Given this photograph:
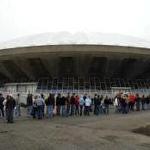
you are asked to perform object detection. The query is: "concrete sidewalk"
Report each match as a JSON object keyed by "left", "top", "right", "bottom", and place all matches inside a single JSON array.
[{"left": 0, "top": 110, "right": 150, "bottom": 150}]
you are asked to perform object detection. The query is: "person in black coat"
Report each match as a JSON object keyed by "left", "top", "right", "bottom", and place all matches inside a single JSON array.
[
  {"left": 104, "top": 96, "right": 110, "bottom": 114},
  {"left": 26, "top": 94, "right": 33, "bottom": 116},
  {"left": 60, "top": 94, "right": 66, "bottom": 117},
  {"left": 135, "top": 93, "right": 141, "bottom": 111},
  {"left": 56, "top": 93, "right": 61, "bottom": 116},
  {"left": 0, "top": 93, "right": 5, "bottom": 117},
  {"left": 5, "top": 94, "right": 16, "bottom": 123},
  {"left": 93, "top": 94, "right": 99, "bottom": 115}
]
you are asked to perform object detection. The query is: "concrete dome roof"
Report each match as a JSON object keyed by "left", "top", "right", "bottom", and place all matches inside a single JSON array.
[{"left": 0, "top": 32, "right": 150, "bottom": 50}]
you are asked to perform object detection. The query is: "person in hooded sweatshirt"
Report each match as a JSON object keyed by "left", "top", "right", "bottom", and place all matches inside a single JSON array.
[{"left": 5, "top": 94, "right": 16, "bottom": 123}]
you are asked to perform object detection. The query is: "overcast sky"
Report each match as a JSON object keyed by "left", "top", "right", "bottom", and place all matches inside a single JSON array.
[{"left": 0, "top": 0, "right": 150, "bottom": 42}]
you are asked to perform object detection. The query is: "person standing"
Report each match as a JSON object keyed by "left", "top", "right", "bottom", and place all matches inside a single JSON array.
[
  {"left": 120, "top": 94, "right": 128, "bottom": 114},
  {"left": 60, "top": 94, "right": 66, "bottom": 117},
  {"left": 35, "top": 95, "right": 45, "bottom": 119},
  {"left": 79, "top": 95, "right": 84, "bottom": 116},
  {"left": 56, "top": 93, "right": 61, "bottom": 116},
  {"left": 70, "top": 93, "right": 76, "bottom": 116},
  {"left": 66, "top": 93, "right": 71, "bottom": 117},
  {"left": 141, "top": 95, "right": 146, "bottom": 110},
  {"left": 93, "top": 94, "right": 99, "bottom": 115},
  {"left": 5, "top": 94, "right": 16, "bottom": 123},
  {"left": 75, "top": 95, "right": 80, "bottom": 116},
  {"left": 145, "top": 95, "right": 150, "bottom": 110},
  {"left": 84, "top": 96, "right": 92, "bottom": 116},
  {"left": 114, "top": 95, "right": 120, "bottom": 113},
  {"left": 0, "top": 93, "right": 5, "bottom": 117},
  {"left": 104, "top": 96, "right": 110, "bottom": 114},
  {"left": 15, "top": 93, "right": 21, "bottom": 117},
  {"left": 128, "top": 93, "right": 136, "bottom": 111},
  {"left": 41, "top": 93, "right": 45, "bottom": 117},
  {"left": 32, "top": 95, "right": 38, "bottom": 119},
  {"left": 135, "top": 93, "right": 141, "bottom": 111},
  {"left": 26, "top": 94, "right": 33, "bottom": 116},
  {"left": 45, "top": 93, "right": 55, "bottom": 118}
]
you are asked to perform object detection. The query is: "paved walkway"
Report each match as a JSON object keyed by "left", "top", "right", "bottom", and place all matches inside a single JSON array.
[{"left": 0, "top": 110, "right": 150, "bottom": 150}]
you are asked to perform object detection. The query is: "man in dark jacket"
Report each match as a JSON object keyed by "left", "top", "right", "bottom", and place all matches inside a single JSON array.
[
  {"left": 93, "top": 94, "right": 99, "bottom": 115},
  {"left": 0, "top": 93, "right": 5, "bottom": 117},
  {"left": 104, "top": 96, "right": 110, "bottom": 114},
  {"left": 135, "top": 93, "right": 141, "bottom": 111},
  {"left": 26, "top": 94, "right": 33, "bottom": 116},
  {"left": 56, "top": 93, "right": 61, "bottom": 116},
  {"left": 6, "top": 94, "right": 16, "bottom": 123},
  {"left": 45, "top": 93, "right": 55, "bottom": 118},
  {"left": 66, "top": 93, "right": 71, "bottom": 117},
  {"left": 60, "top": 94, "right": 66, "bottom": 117}
]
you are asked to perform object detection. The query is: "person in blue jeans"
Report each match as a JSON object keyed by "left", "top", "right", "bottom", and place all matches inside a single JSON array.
[
  {"left": 79, "top": 95, "right": 84, "bottom": 116},
  {"left": 45, "top": 93, "right": 55, "bottom": 118},
  {"left": 41, "top": 93, "right": 45, "bottom": 117},
  {"left": 120, "top": 94, "right": 128, "bottom": 114},
  {"left": 15, "top": 93, "right": 21, "bottom": 117},
  {"left": 35, "top": 95, "right": 45, "bottom": 119},
  {"left": 60, "top": 94, "right": 66, "bottom": 117},
  {"left": 104, "top": 96, "right": 110, "bottom": 114},
  {"left": 70, "top": 93, "right": 76, "bottom": 116}
]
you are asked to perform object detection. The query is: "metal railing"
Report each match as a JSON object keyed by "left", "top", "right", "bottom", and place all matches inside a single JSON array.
[{"left": 36, "top": 77, "right": 150, "bottom": 96}]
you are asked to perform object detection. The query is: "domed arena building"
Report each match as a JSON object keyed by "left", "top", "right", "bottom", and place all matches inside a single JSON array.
[{"left": 0, "top": 32, "right": 150, "bottom": 96}]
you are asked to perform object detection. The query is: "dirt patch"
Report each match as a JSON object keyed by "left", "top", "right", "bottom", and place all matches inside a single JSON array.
[
  {"left": 132, "top": 125, "right": 150, "bottom": 136},
  {"left": 140, "top": 143, "right": 150, "bottom": 148},
  {"left": 103, "top": 135, "right": 119, "bottom": 143},
  {"left": 0, "top": 130, "right": 8, "bottom": 134}
]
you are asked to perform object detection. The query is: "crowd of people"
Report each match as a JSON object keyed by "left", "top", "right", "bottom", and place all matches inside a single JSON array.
[{"left": 0, "top": 92, "right": 150, "bottom": 123}]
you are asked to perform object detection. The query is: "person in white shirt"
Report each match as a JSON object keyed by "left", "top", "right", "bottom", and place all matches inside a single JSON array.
[{"left": 84, "top": 96, "right": 91, "bottom": 116}]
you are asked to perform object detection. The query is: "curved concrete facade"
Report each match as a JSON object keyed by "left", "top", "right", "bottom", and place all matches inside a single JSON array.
[
  {"left": 0, "top": 44, "right": 150, "bottom": 82},
  {"left": 1, "top": 44, "right": 150, "bottom": 57}
]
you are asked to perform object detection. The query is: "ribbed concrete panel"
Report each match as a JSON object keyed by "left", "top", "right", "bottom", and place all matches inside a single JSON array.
[
  {"left": 2, "top": 60, "right": 28, "bottom": 81},
  {"left": 13, "top": 59, "right": 35, "bottom": 81},
  {"left": 28, "top": 58, "right": 50, "bottom": 79}
]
